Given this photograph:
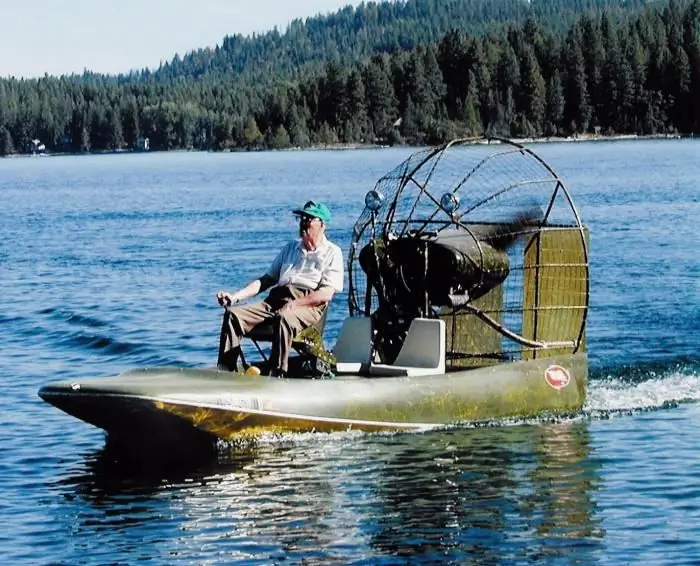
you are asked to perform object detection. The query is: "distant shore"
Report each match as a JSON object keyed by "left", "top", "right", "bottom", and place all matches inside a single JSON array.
[
  {"left": 1, "top": 132, "right": 691, "bottom": 159},
  {"left": 507, "top": 132, "right": 685, "bottom": 145},
  {"left": 308, "top": 132, "right": 687, "bottom": 151}
]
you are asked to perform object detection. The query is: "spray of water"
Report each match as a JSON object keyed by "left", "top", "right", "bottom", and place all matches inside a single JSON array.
[{"left": 584, "top": 360, "right": 700, "bottom": 415}]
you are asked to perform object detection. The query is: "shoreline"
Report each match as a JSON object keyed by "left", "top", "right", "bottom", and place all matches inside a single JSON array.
[{"left": 1, "top": 132, "right": 690, "bottom": 159}]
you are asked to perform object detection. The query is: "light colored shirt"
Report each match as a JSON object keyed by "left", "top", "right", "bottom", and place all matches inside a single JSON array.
[{"left": 267, "top": 236, "right": 344, "bottom": 292}]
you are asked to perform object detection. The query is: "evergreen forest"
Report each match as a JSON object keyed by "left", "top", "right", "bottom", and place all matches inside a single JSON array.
[{"left": 0, "top": 0, "right": 698, "bottom": 155}]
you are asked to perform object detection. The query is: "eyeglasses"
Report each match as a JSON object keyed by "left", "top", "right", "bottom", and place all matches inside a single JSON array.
[{"left": 299, "top": 215, "right": 319, "bottom": 225}]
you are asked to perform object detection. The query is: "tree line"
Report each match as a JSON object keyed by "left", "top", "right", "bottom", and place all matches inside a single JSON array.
[
  {"left": 0, "top": 0, "right": 698, "bottom": 155},
  {"left": 154, "top": 0, "right": 646, "bottom": 83}
]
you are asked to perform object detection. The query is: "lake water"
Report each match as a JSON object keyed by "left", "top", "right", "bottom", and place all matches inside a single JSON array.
[{"left": 1, "top": 140, "right": 699, "bottom": 564}]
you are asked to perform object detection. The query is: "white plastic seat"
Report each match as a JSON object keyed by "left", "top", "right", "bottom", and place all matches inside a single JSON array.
[
  {"left": 369, "top": 318, "right": 446, "bottom": 377},
  {"left": 333, "top": 317, "right": 373, "bottom": 374}
]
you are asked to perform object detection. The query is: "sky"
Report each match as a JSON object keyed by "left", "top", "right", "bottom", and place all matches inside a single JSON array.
[{"left": 0, "top": 0, "right": 363, "bottom": 79}]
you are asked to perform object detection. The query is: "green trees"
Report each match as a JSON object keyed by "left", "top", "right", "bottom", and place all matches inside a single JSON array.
[
  {"left": 564, "top": 26, "right": 592, "bottom": 134},
  {"left": 343, "top": 68, "right": 372, "bottom": 142},
  {"left": 395, "top": 46, "right": 447, "bottom": 142},
  {"left": 363, "top": 54, "right": 399, "bottom": 143},
  {"left": 512, "top": 43, "right": 545, "bottom": 137},
  {"left": 546, "top": 70, "right": 565, "bottom": 136},
  {"left": 437, "top": 29, "right": 470, "bottom": 120},
  {"left": 243, "top": 116, "right": 264, "bottom": 148},
  {"left": 0, "top": 0, "right": 698, "bottom": 155},
  {"left": 0, "top": 126, "right": 15, "bottom": 155}
]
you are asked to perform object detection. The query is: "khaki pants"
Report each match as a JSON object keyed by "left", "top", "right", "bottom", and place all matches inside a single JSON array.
[{"left": 217, "top": 285, "right": 324, "bottom": 372}]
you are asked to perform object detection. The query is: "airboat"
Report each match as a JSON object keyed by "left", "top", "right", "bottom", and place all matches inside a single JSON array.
[{"left": 38, "top": 138, "right": 589, "bottom": 448}]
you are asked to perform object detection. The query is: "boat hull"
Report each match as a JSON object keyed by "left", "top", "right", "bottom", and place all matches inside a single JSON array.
[{"left": 38, "top": 354, "right": 586, "bottom": 445}]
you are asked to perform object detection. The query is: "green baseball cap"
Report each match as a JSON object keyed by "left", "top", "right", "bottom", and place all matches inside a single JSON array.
[{"left": 292, "top": 200, "right": 331, "bottom": 224}]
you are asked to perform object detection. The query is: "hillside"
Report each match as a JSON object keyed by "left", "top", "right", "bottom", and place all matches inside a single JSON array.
[
  {"left": 149, "top": 0, "right": 649, "bottom": 82},
  {"left": 1, "top": 0, "right": 697, "bottom": 155}
]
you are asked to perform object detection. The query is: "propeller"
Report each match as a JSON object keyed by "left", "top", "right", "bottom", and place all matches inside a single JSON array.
[
  {"left": 466, "top": 205, "right": 544, "bottom": 250},
  {"left": 359, "top": 204, "right": 544, "bottom": 309}
]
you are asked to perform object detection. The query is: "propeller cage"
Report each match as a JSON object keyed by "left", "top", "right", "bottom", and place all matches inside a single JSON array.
[{"left": 347, "top": 137, "right": 589, "bottom": 367}]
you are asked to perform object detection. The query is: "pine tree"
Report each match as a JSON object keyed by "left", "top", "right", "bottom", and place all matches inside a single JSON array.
[
  {"left": 564, "top": 28, "right": 592, "bottom": 134},
  {"left": 546, "top": 70, "right": 565, "bottom": 136},
  {"left": 579, "top": 15, "right": 605, "bottom": 127},
  {"left": 286, "top": 105, "right": 311, "bottom": 147},
  {"left": 121, "top": 96, "right": 140, "bottom": 149},
  {"left": 463, "top": 73, "right": 482, "bottom": 136},
  {"left": 519, "top": 45, "right": 546, "bottom": 135},
  {"left": 437, "top": 29, "right": 470, "bottom": 118},
  {"left": 243, "top": 115, "right": 264, "bottom": 148},
  {"left": 343, "top": 68, "right": 371, "bottom": 142},
  {"left": 362, "top": 55, "right": 399, "bottom": 142},
  {"left": 318, "top": 59, "right": 347, "bottom": 131},
  {"left": 80, "top": 124, "right": 91, "bottom": 153},
  {"left": 107, "top": 107, "right": 124, "bottom": 150},
  {"left": 422, "top": 45, "right": 447, "bottom": 121},
  {"left": 496, "top": 44, "right": 521, "bottom": 102},
  {"left": 271, "top": 124, "right": 291, "bottom": 148},
  {"left": 0, "top": 126, "right": 15, "bottom": 155}
]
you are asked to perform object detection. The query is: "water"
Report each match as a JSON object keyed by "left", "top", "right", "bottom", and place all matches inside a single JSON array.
[{"left": 1, "top": 140, "right": 699, "bottom": 564}]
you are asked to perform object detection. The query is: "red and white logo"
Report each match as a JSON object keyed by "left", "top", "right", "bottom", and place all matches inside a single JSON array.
[{"left": 544, "top": 365, "right": 571, "bottom": 390}]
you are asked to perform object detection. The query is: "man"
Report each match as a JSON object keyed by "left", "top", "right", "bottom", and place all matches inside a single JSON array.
[{"left": 216, "top": 201, "right": 344, "bottom": 377}]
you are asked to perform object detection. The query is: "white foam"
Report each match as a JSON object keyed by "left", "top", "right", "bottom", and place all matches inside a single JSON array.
[{"left": 584, "top": 370, "right": 700, "bottom": 413}]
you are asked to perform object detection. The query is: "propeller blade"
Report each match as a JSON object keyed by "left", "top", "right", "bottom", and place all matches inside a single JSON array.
[{"left": 469, "top": 206, "right": 543, "bottom": 249}]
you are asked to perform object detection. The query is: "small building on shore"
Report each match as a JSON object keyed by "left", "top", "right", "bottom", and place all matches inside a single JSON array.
[
  {"left": 135, "top": 137, "right": 150, "bottom": 151},
  {"left": 29, "top": 139, "right": 46, "bottom": 155}
]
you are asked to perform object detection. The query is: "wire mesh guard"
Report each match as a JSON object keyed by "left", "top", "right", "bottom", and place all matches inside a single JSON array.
[{"left": 347, "top": 137, "right": 589, "bottom": 368}]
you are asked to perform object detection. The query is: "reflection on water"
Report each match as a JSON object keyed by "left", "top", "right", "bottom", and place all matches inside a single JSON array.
[
  {"left": 368, "top": 424, "right": 603, "bottom": 563},
  {"left": 51, "top": 423, "right": 603, "bottom": 563},
  {"left": 527, "top": 424, "right": 604, "bottom": 557}
]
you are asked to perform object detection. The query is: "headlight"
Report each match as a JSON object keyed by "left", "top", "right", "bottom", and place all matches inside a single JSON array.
[
  {"left": 364, "top": 190, "right": 384, "bottom": 212},
  {"left": 440, "top": 192, "right": 460, "bottom": 214}
]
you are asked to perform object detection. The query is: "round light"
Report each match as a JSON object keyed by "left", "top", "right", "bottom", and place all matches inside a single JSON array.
[
  {"left": 364, "top": 190, "right": 384, "bottom": 212},
  {"left": 440, "top": 193, "right": 460, "bottom": 214}
]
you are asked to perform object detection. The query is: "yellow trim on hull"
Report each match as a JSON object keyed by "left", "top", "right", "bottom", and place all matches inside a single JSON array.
[{"left": 153, "top": 398, "right": 438, "bottom": 439}]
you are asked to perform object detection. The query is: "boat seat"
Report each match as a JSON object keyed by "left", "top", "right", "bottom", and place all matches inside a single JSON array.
[
  {"left": 332, "top": 317, "right": 373, "bottom": 374},
  {"left": 369, "top": 318, "right": 446, "bottom": 377}
]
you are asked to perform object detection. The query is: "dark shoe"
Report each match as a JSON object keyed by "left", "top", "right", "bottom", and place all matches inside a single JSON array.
[
  {"left": 268, "top": 368, "right": 286, "bottom": 378},
  {"left": 217, "top": 347, "right": 240, "bottom": 372}
]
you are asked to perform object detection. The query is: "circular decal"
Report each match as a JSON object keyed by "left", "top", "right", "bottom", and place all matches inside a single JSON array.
[{"left": 544, "top": 365, "right": 571, "bottom": 390}]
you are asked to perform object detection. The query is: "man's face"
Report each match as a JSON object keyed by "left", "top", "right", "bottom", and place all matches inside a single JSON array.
[{"left": 299, "top": 214, "right": 324, "bottom": 243}]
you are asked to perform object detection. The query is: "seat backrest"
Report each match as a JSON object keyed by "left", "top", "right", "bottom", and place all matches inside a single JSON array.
[
  {"left": 393, "top": 318, "right": 446, "bottom": 370},
  {"left": 333, "top": 317, "right": 373, "bottom": 367}
]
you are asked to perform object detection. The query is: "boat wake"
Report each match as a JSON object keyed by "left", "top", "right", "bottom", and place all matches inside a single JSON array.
[
  {"left": 477, "top": 359, "right": 700, "bottom": 427},
  {"left": 585, "top": 359, "right": 700, "bottom": 415}
]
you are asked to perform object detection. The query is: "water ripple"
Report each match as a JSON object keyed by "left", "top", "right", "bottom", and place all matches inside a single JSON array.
[{"left": 2, "top": 144, "right": 700, "bottom": 563}]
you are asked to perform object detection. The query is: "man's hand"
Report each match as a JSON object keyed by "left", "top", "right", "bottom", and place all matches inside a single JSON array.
[
  {"left": 216, "top": 291, "right": 241, "bottom": 307},
  {"left": 217, "top": 278, "right": 268, "bottom": 307}
]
